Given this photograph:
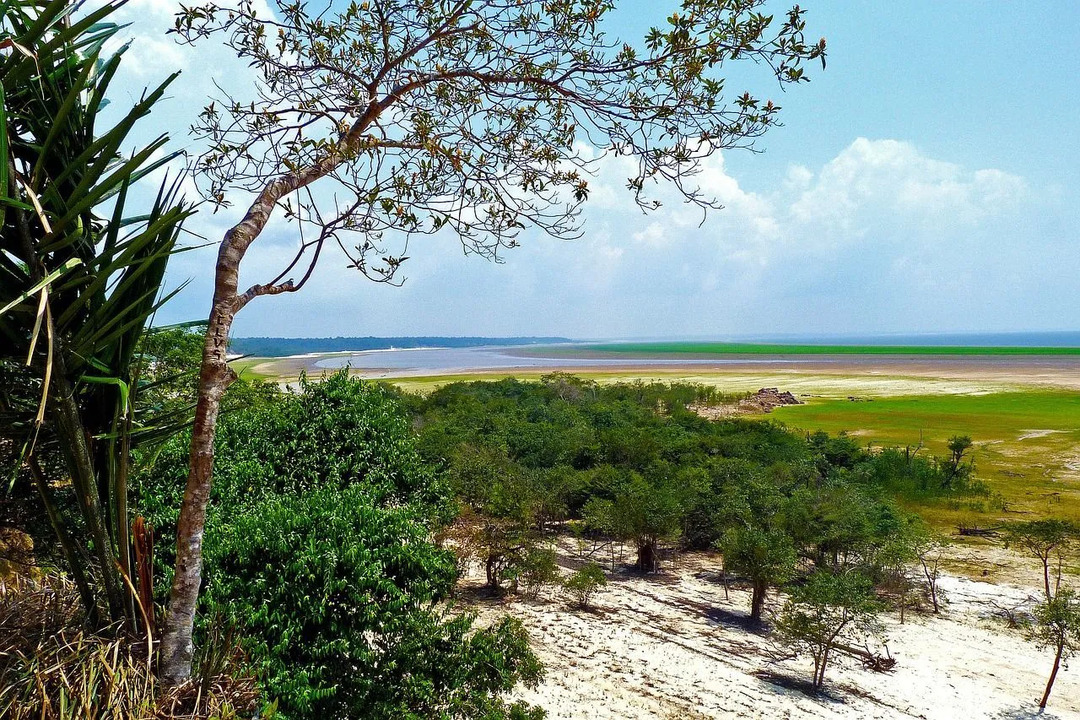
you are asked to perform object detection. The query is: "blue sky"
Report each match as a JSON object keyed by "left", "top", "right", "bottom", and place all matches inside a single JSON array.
[{"left": 100, "top": 1, "right": 1080, "bottom": 339}]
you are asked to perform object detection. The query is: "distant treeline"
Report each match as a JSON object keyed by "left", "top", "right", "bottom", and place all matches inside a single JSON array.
[{"left": 229, "top": 335, "right": 573, "bottom": 357}]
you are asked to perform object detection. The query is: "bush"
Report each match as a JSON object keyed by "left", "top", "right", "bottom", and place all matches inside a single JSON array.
[
  {"left": 140, "top": 373, "right": 542, "bottom": 720},
  {"left": 564, "top": 562, "right": 607, "bottom": 609},
  {"left": 516, "top": 547, "right": 561, "bottom": 600}
]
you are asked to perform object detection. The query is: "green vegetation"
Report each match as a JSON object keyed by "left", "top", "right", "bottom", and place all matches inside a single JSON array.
[
  {"left": 564, "top": 563, "right": 608, "bottom": 610},
  {"left": 404, "top": 375, "right": 996, "bottom": 647},
  {"left": 0, "top": 0, "right": 190, "bottom": 634},
  {"left": 139, "top": 373, "right": 543, "bottom": 719},
  {"left": 774, "top": 570, "right": 883, "bottom": 691},
  {"left": 575, "top": 342, "right": 1080, "bottom": 356},
  {"left": 771, "top": 391, "right": 1080, "bottom": 526}
]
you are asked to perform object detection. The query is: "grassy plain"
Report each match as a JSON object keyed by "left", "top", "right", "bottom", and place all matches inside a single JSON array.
[
  {"left": 574, "top": 342, "right": 1080, "bottom": 356},
  {"left": 769, "top": 391, "right": 1080, "bottom": 528}
]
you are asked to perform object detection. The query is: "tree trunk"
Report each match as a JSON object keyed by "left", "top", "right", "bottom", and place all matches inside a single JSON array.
[
  {"left": 156, "top": 104, "right": 382, "bottom": 688},
  {"left": 817, "top": 645, "right": 831, "bottom": 690},
  {"left": 1039, "top": 641, "right": 1064, "bottom": 710},
  {"left": 637, "top": 540, "right": 657, "bottom": 574},
  {"left": 750, "top": 580, "right": 766, "bottom": 622},
  {"left": 51, "top": 371, "right": 125, "bottom": 621},
  {"left": 157, "top": 298, "right": 237, "bottom": 686},
  {"left": 1041, "top": 556, "right": 1055, "bottom": 602}
]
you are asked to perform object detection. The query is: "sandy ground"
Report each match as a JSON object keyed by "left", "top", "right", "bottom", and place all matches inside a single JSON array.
[
  {"left": 244, "top": 353, "right": 1080, "bottom": 394},
  {"left": 465, "top": 544, "right": 1080, "bottom": 720}
]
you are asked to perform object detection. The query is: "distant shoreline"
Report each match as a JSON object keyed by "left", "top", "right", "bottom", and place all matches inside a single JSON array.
[{"left": 553, "top": 342, "right": 1080, "bottom": 357}]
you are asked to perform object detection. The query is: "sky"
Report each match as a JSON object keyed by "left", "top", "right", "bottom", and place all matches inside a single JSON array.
[{"left": 97, "top": 1, "right": 1080, "bottom": 339}]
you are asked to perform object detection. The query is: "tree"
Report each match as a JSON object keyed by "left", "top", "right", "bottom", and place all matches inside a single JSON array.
[
  {"left": 1002, "top": 519, "right": 1079, "bottom": 601},
  {"left": 713, "top": 469, "right": 796, "bottom": 621},
  {"left": 1028, "top": 588, "right": 1080, "bottom": 711},
  {"left": 718, "top": 525, "right": 796, "bottom": 622},
  {"left": 448, "top": 444, "right": 537, "bottom": 589},
  {"left": 584, "top": 471, "right": 687, "bottom": 573},
  {"left": 1, "top": 0, "right": 189, "bottom": 627},
  {"left": 564, "top": 562, "right": 607, "bottom": 610},
  {"left": 774, "top": 571, "right": 882, "bottom": 692},
  {"left": 158, "top": 0, "right": 826, "bottom": 682},
  {"left": 913, "top": 531, "right": 950, "bottom": 614},
  {"left": 941, "top": 435, "right": 973, "bottom": 489}
]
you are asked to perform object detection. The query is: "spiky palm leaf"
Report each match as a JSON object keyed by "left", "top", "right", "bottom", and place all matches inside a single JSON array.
[{"left": 0, "top": 0, "right": 192, "bottom": 626}]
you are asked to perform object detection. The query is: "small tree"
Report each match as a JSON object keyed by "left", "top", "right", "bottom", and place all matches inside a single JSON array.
[
  {"left": 584, "top": 472, "right": 686, "bottom": 573},
  {"left": 1028, "top": 588, "right": 1080, "bottom": 711},
  {"left": 517, "top": 547, "right": 561, "bottom": 600},
  {"left": 914, "top": 533, "right": 950, "bottom": 614},
  {"left": 564, "top": 562, "right": 607, "bottom": 610},
  {"left": 449, "top": 445, "right": 537, "bottom": 590},
  {"left": 774, "top": 571, "right": 882, "bottom": 692},
  {"left": 717, "top": 526, "right": 796, "bottom": 622},
  {"left": 1002, "top": 519, "right": 1079, "bottom": 601},
  {"left": 941, "top": 435, "right": 973, "bottom": 489}
]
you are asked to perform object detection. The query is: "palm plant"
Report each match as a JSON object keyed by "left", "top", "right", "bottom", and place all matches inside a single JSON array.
[{"left": 0, "top": 0, "right": 191, "bottom": 629}]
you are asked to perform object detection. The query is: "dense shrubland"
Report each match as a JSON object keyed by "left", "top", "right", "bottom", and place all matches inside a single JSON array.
[
  {"left": 399, "top": 373, "right": 1010, "bottom": 687},
  {"left": 138, "top": 372, "right": 543, "bottom": 720}
]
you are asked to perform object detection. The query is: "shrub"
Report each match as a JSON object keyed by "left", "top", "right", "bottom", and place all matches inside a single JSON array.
[
  {"left": 516, "top": 547, "right": 561, "bottom": 600},
  {"left": 207, "top": 484, "right": 541, "bottom": 719},
  {"left": 564, "top": 562, "right": 607, "bottom": 609},
  {"left": 140, "top": 373, "right": 542, "bottom": 720}
]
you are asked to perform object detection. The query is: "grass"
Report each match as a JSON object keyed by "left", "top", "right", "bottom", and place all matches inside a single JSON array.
[
  {"left": 574, "top": 342, "right": 1080, "bottom": 356},
  {"left": 768, "top": 391, "right": 1080, "bottom": 527}
]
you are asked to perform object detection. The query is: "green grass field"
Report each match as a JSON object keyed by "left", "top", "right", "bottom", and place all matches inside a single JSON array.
[
  {"left": 769, "top": 391, "right": 1080, "bottom": 527},
  {"left": 576, "top": 342, "right": 1080, "bottom": 356}
]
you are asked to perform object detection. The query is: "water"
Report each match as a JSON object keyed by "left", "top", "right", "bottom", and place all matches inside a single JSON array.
[{"left": 312, "top": 345, "right": 825, "bottom": 376}]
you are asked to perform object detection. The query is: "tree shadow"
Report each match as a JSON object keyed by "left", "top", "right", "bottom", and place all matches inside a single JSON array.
[
  {"left": 988, "top": 707, "right": 1062, "bottom": 720},
  {"left": 753, "top": 670, "right": 846, "bottom": 703},
  {"left": 702, "top": 605, "right": 772, "bottom": 635},
  {"left": 453, "top": 583, "right": 512, "bottom": 605}
]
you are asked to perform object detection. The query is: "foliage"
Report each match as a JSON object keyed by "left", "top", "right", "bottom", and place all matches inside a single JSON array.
[
  {"left": 774, "top": 571, "right": 883, "bottom": 691},
  {"left": 564, "top": 562, "right": 607, "bottom": 610},
  {"left": 412, "top": 376, "right": 987, "bottom": 595},
  {"left": 140, "top": 371, "right": 450, "bottom": 567},
  {"left": 0, "top": 0, "right": 191, "bottom": 626},
  {"left": 139, "top": 372, "right": 542, "bottom": 719},
  {"left": 205, "top": 485, "right": 541, "bottom": 719},
  {"left": 1027, "top": 588, "right": 1080, "bottom": 710},
  {"left": 515, "top": 547, "right": 561, "bottom": 600}
]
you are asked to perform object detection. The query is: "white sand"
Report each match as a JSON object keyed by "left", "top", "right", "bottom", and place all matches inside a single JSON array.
[{"left": 467, "top": 548, "right": 1080, "bottom": 720}]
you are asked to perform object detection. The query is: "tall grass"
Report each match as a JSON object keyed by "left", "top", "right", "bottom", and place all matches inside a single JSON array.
[{"left": 0, "top": 576, "right": 265, "bottom": 720}]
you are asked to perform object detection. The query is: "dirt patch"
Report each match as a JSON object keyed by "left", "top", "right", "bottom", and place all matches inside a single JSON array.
[
  {"left": 1018, "top": 429, "right": 1067, "bottom": 441},
  {"left": 690, "top": 387, "right": 803, "bottom": 419}
]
